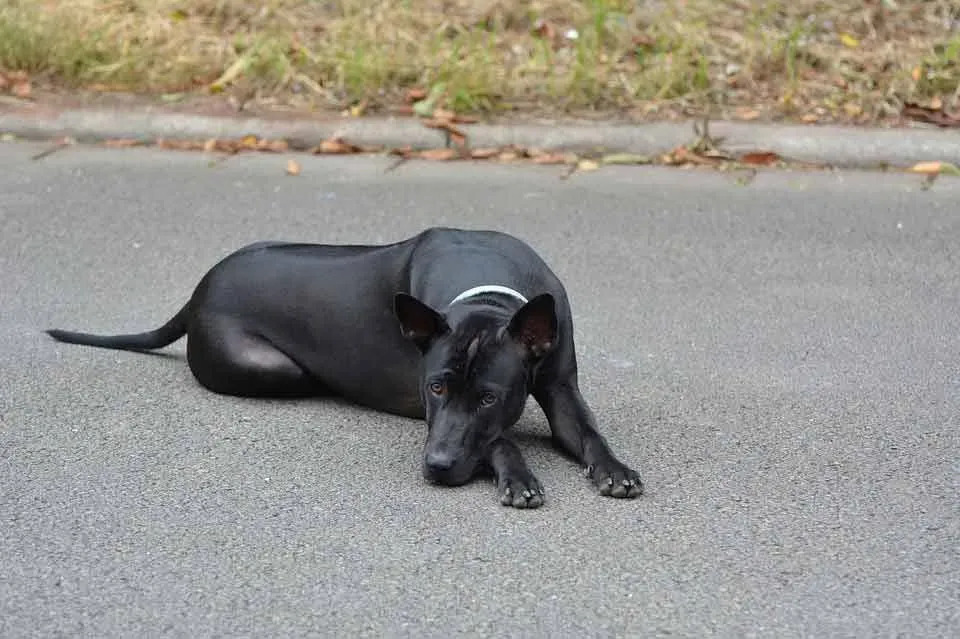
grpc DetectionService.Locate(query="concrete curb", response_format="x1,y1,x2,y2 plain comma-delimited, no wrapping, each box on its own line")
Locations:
2,104,960,168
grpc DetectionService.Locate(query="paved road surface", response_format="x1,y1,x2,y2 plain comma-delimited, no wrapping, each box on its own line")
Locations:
1,142,957,637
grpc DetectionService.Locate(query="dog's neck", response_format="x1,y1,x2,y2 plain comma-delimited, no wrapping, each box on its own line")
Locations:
448,285,528,307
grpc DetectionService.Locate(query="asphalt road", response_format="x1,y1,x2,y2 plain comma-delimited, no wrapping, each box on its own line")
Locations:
1,141,957,637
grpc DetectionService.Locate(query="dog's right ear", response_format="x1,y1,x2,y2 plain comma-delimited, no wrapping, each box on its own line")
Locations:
394,293,450,349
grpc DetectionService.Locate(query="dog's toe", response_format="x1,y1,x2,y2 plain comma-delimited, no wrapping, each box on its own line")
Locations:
590,462,643,499
499,477,545,509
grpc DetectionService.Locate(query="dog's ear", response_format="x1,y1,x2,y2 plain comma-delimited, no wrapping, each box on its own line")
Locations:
394,293,450,349
507,293,557,359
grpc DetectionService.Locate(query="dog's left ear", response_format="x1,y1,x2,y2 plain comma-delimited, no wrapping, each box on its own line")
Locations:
394,293,450,349
507,293,557,359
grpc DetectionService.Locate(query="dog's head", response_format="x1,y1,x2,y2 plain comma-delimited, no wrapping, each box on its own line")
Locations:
394,292,557,486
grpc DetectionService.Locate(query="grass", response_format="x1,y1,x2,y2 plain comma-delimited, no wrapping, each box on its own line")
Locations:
1,0,958,123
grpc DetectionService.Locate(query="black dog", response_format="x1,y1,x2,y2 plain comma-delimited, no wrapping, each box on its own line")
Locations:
48,228,642,508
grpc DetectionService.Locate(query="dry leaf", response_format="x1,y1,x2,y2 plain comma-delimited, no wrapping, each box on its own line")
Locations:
203,138,218,153
405,88,427,103
422,118,468,146
740,151,781,166
314,138,362,154
417,148,459,161
662,145,720,166
533,19,556,40
104,139,144,148
240,135,259,150
469,147,500,159
840,32,859,48
12,80,31,98
577,159,600,172
736,108,761,121
157,138,203,151
285,159,301,176
601,152,652,166
257,139,289,153
531,152,572,165
801,113,820,123
902,102,960,128
389,145,415,158
909,161,960,176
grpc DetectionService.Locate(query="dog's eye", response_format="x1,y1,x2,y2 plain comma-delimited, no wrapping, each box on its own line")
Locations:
428,381,446,395
480,392,497,407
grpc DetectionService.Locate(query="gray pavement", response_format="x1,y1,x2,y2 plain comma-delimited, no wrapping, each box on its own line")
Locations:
0,142,958,637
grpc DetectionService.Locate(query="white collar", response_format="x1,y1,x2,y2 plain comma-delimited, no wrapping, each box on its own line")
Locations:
449,285,528,306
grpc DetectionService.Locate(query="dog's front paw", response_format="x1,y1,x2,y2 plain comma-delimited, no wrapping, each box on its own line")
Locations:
585,460,643,498
498,472,545,509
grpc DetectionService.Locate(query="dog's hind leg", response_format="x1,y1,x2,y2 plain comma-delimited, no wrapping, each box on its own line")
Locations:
187,316,322,398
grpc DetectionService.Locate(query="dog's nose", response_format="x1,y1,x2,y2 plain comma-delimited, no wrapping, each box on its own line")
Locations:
424,450,455,475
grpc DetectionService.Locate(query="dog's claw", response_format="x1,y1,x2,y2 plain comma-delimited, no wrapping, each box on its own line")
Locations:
498,474,545,509
591,460,643,499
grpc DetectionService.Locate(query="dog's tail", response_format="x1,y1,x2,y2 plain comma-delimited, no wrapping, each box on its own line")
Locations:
46,303,189,352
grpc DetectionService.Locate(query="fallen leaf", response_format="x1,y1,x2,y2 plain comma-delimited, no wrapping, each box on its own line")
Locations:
902,102,960,128
405,88,427,103
104,139,144,148
736,108,761,121
203,138,218,153
601,152,652,165
801,113,820,123
285,159,301,176
12,80,31,98
469,147,500,159
240,135,259,150
422,118,468,147
576,159,600,172
257,139,289,153
739,151,781,166
533,19,556,40
417,148,459,161
531,152,572,165
156,138,204,151
389,145,416,158
662,145,720,166
840,32,859,48
911,66,921,83
909,161,960,176
314,138,362,154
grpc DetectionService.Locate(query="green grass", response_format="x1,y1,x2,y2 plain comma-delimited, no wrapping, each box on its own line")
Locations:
0,0,957,123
